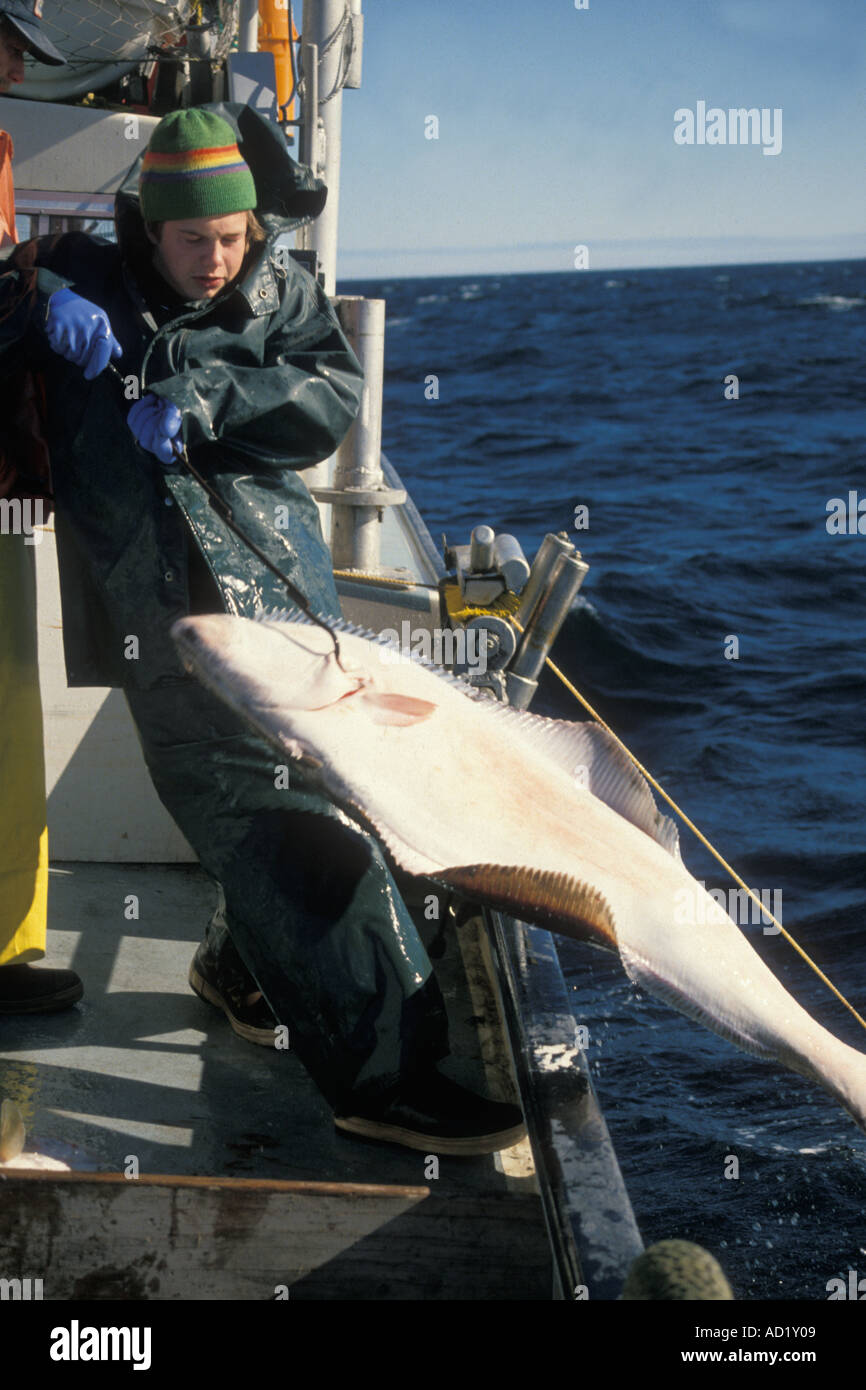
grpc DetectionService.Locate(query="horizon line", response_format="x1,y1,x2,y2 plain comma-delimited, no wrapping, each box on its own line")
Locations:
341,234,863,258
338,249,865,284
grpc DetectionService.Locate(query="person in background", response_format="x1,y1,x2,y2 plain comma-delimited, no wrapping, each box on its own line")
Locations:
0,0,83,1011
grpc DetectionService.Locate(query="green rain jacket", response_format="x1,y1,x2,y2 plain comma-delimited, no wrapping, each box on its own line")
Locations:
0,102,363,689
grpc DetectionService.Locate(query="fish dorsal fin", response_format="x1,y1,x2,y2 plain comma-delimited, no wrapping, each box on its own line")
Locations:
0,1099,26,1162
481,708,682,858
254,608,488,699
255,607,680,856
439,863,619,951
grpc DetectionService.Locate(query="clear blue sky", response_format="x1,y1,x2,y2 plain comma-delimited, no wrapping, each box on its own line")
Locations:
336,0,865,277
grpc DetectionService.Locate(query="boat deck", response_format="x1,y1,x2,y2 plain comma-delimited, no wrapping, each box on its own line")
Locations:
3,461,642,1300
0,862,531,1185
0,863,553,1299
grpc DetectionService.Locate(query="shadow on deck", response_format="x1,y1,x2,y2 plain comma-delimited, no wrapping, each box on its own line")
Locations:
0,863,551,1299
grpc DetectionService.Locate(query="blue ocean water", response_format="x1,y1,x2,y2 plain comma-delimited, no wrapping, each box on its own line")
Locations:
346,260,866,1301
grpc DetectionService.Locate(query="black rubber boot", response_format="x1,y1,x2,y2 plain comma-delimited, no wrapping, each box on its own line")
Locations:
334,1066,526,1156
188,890,278,1047
0,964,83,1014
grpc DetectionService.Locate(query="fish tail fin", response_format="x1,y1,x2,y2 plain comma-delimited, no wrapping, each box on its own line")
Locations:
826,1046,866,1135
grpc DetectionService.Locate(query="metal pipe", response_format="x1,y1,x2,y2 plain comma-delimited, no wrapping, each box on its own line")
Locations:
238,0,260,51
470,525,495,570
516,532,576,629
335,296,385,487
492,533,530,593
322,297,405,570
298,0,349,295
346,0,364,87
298,40,318,173
513,554,588,683
506,553,589,709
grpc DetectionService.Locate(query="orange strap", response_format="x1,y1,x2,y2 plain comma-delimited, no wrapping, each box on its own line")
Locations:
0,130,17,246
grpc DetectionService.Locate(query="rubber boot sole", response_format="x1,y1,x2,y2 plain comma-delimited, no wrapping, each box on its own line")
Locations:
188,964,276,1047
0,979,83,1014
333,1113,527,1156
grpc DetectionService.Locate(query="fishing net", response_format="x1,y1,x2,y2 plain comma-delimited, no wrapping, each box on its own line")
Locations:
15,0,241,99
39,0,240,62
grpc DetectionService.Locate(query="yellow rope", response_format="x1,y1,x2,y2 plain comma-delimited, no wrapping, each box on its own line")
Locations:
442,581,522,626
333,569,424,588
329,567,865,1029
509,618,866,1034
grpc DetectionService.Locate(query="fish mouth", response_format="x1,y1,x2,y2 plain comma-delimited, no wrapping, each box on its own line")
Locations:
172,618,368,715
172,620,211,673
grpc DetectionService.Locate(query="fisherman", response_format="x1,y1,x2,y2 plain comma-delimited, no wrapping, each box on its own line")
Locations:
0,104,524,1153
0,0,83,1011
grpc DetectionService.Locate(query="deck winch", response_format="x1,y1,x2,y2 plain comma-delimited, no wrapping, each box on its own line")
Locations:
443,526,589,706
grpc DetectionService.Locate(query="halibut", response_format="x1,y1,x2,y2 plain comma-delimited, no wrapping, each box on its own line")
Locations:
171,611,866,1136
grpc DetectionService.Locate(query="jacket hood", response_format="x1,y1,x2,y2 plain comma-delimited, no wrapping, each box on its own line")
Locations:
115,101,327,260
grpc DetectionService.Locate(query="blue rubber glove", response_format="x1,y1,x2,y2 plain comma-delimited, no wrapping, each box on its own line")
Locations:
127,394,183,465
45,287,122,381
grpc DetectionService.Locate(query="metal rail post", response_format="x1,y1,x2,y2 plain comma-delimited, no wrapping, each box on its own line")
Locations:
314,297,405,570
298,0,352,295
238,0,259,51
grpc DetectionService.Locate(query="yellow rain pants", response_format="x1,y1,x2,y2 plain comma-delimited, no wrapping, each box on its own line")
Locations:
0,531,47,963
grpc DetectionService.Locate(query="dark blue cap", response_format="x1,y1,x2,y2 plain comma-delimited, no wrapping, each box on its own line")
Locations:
0,0,66,66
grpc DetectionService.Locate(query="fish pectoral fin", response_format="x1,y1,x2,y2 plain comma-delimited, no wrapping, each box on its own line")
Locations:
438,863,619,951
361,691,438,725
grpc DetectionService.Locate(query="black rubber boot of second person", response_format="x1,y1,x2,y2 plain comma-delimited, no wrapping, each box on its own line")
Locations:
0,964,83,1014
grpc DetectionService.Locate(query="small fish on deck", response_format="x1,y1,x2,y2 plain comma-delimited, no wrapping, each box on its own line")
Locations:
171,611,866,1138
0,1099,71,1172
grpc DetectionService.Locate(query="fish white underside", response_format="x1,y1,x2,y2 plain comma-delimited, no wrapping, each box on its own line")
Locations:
172,613,866,1133
0,1152,72,1171
0,1099,72,1170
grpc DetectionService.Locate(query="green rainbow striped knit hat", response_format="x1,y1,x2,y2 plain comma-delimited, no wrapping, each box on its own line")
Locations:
139,109,257,222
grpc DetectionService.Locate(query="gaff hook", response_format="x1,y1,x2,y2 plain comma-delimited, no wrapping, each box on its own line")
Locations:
105,362,347,669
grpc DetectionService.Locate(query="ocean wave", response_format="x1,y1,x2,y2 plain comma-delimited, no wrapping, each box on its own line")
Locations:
796,294,865,311
375,255,865,1305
